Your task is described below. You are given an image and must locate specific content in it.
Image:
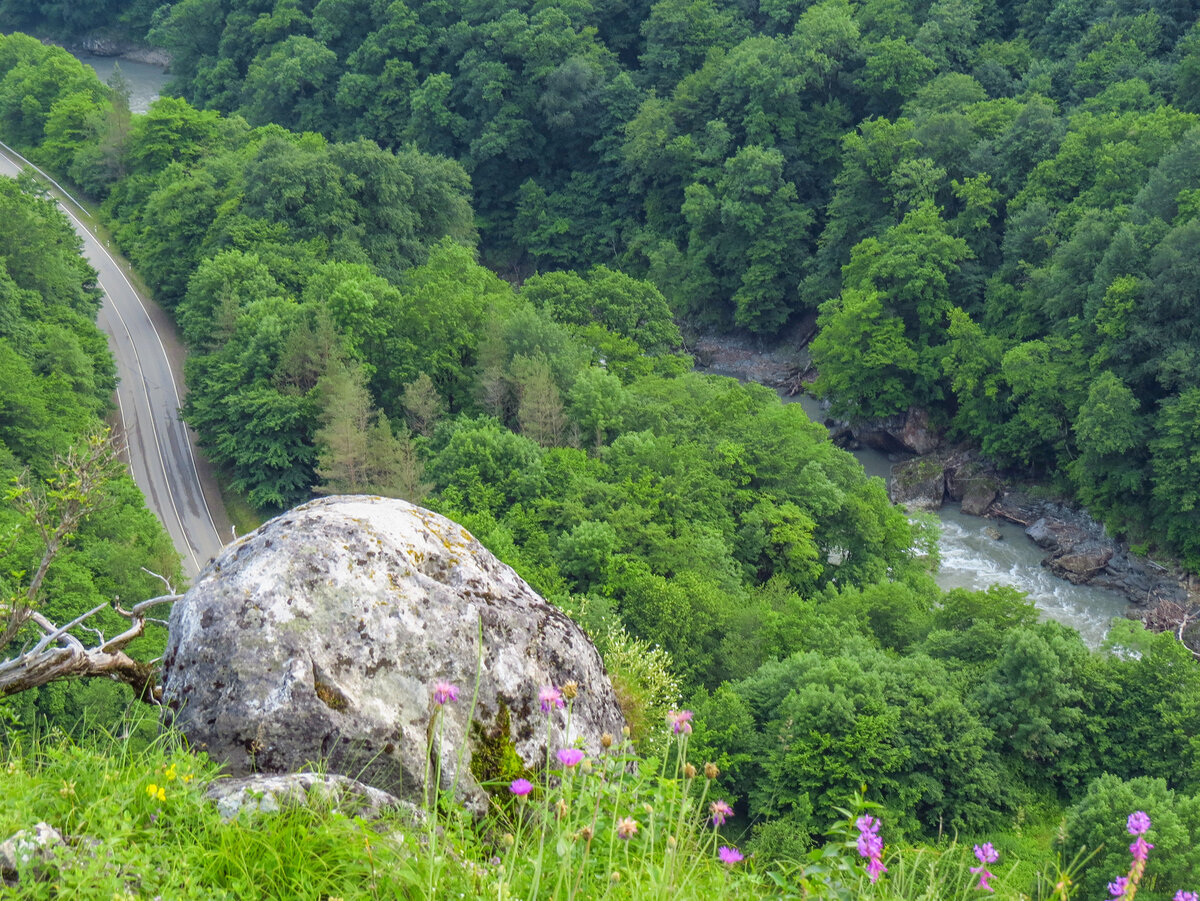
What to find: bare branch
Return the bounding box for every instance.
[0,593,182,702]
[140,566,176,596]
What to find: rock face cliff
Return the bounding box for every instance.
[161,496,625,812]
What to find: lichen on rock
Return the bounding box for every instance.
[161,496,625,814]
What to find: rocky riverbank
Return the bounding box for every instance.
[693,335,1196,639]
[47,33,170,68]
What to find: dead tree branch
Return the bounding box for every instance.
[0,594,181,702]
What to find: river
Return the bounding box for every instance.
[701,368,1130,647]
[73,53,168,115]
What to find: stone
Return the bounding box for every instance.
[205,773,420,824]
[960,481,999,516]
[162,496,626,815]
[896,407,940,455]
[984,527,1003,541]
[945,460,1000,515]
[1,822,63,884]
[1048,546,1114,582]
[853,407,940,455]
[888,457,946,511]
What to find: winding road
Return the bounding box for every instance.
[0,140,229,580]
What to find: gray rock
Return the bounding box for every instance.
[853,407,941,455]
[205,773,420,823]
[945,460,1000,515]
[897,407,940,455]
[888,458,946,511]
[1049,546,1114,582]
[162,496,625,815]
[1,822,63,883]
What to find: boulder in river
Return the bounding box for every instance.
[888,457,946,511]
[162,496,625,814]
[993,492,1189,606]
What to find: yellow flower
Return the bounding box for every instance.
[164,764,177,782]
[182,773,194,784]
[146,783,165,801]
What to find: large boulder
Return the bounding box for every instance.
[162,496,625,814]
[888,457,946,511]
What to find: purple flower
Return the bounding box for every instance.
[866,856,887,882]
[1174,892,1199,901]
[969,841,999,892]
[856,815,880,834]
[855,813,887,884]
[710,800,733,827]
[1109,877,1129,898]
[433,681,459,705]
[1127,811,1151,836]
[510,778,533,796]
[539,685,565,713]
[857,830,883,858]
[557,748,585,768]
[666,709,693,734]
[1130,836,1153,862]
[718,845,743,865]
[974,843,999,864]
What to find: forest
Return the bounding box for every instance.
[4,0,1200,567]
[2,0,1200,895]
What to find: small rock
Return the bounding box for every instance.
[1,822,64,883]
[984,527,1003,541]
[205,773,420,823]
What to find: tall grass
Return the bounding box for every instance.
[0,704,1188,900]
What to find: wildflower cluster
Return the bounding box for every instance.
[855,815,887,884]
[1108,811,1153,900]
[971,842,999,892]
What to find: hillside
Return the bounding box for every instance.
[2,1,1200,895]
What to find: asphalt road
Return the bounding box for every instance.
[0,141,228,580]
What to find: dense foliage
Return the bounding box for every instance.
[78,0,1200,565]
[4,16,1200,894]
[0,173,180,727]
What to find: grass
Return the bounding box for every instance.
[0,708,1108,901]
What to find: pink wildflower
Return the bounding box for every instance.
[557,748,585,768]
[510,778,533,796]
[666,709,693,734]
[855,813,887,884]
[539,685,565,713]
[718,846,743,865]
[971,842,999,892]
[433,681,459,705]
[710,799,733,827]
[616,817,638,840]
[1127,811,1151,835]
[1109,877,1129,897]
[1174,892,1199,901]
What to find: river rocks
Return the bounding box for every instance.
[993,492,1188,605]
[888,458,946,510]
[853,407,941,455]
[946,461,1001,516]
[162,496,625,814]
[60,35,172,67]
[888,447,1001,515]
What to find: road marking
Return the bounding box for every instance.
[0,141,221,571]
[0,138,89,215]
